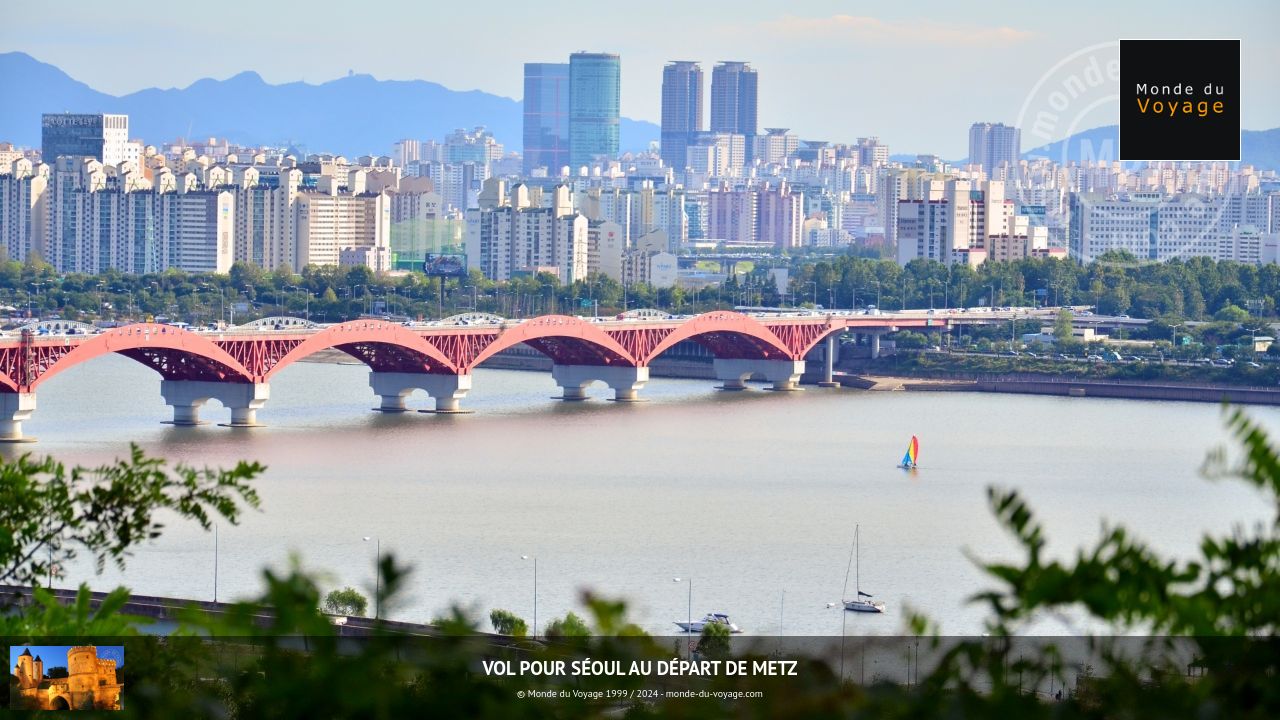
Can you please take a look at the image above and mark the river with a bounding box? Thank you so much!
[6,354,1274,637]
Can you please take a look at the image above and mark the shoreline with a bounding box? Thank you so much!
[299,349,1280,405]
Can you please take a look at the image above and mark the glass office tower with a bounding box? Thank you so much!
[568,52,621,169]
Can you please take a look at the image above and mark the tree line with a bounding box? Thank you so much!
[2,249,1279,326]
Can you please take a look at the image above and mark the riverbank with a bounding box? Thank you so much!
[299,347,1280,405]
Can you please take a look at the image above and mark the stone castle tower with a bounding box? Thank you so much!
[10,645,122,711]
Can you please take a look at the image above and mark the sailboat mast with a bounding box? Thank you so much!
[855,524,860,595]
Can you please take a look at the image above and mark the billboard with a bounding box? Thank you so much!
[423,253,467,278]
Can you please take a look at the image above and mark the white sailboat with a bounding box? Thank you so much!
[842,524,885,614]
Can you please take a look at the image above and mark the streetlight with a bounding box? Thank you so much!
[808,281,817,309]
[521,555,538,639]
[363,536,381,619]
[213,524,219,603]
[673,577,692,657]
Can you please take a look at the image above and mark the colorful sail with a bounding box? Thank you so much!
[901,435,919,467]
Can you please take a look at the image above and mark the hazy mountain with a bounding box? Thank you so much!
[1023,124,1280,171]
[0,52,659,156]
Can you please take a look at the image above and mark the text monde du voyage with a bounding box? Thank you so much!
[1134,82,1228,118]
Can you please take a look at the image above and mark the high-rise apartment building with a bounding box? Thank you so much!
[1068,191,1272,263]
[754,128,800,166]
[710,62,758,165]
[465,180,587,283]
[523,63,571,175]
[968,122,1021,175]
[41,113,130,166]
[568,52,621,169]
[660,61,703,172]
[0,159,49,263]
[896,179,1055,266]
[294,187,391,271]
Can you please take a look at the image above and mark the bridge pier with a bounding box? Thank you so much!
[818,335,839,387]
[369,372,473,413]
[714,358,805,391]
[551,364,649,401]
[160,380,270,427]
[870,332,882,359]
[0,392,37,442]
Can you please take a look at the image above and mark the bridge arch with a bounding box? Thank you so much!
[618,308,673,320]
[261,319,461,379]
[18,323,254,392]
[638,311,793,364]
[441,312,505,326]
[237,316,319,331]
[14,320,101,336]
[467,315,637,370]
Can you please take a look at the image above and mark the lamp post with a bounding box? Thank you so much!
[807,281,817,308]
[521,555,538,639]
[363,536,380,619]
[673,577,692,657]
[213,523,219,603]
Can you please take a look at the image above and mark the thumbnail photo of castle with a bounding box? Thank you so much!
[9,645,124,711]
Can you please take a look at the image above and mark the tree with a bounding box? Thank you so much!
[0,445,262,589]
[544,611,590,638]
[1213,303,1249,323]
[321,587,368,617]
[1053,308,1074,342]
[488,608,528,637]
[697,620,731,659]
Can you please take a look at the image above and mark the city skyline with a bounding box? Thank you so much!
[4,1,1278,158]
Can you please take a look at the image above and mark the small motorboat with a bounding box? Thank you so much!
[674,613,743,633]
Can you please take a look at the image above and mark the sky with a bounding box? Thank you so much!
[3,0,1278,157]
[9,645,125,672]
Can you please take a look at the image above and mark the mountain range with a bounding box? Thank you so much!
[2,52,1276,170]
[1022,125,1280,171]
[0,52,659,157]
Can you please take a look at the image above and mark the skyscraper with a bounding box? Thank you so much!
[568,52,621,169]
[710,62,758,163]
[523,63,570,175]
[968,123,1021,175]
[660,61,703,172]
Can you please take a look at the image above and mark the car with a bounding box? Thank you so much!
[1025,351,1038,358]
[1248,361,1262,368]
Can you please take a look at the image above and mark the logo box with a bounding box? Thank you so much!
[1119,39,1240,161]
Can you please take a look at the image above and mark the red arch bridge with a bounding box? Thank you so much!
[0,308,979,441]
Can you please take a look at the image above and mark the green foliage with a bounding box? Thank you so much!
[0,444,263,588]
[1053,308,1074,341]
[322,586,369,617]
[1214,303,1250,323]
[877,351,1280,387]
[0,584,143,636]
[488,608,528,637]
[697,621,731,659]
[544,611,590,638]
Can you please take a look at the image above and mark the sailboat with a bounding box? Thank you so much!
[842,524,886,614]
[899,435,919,469]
